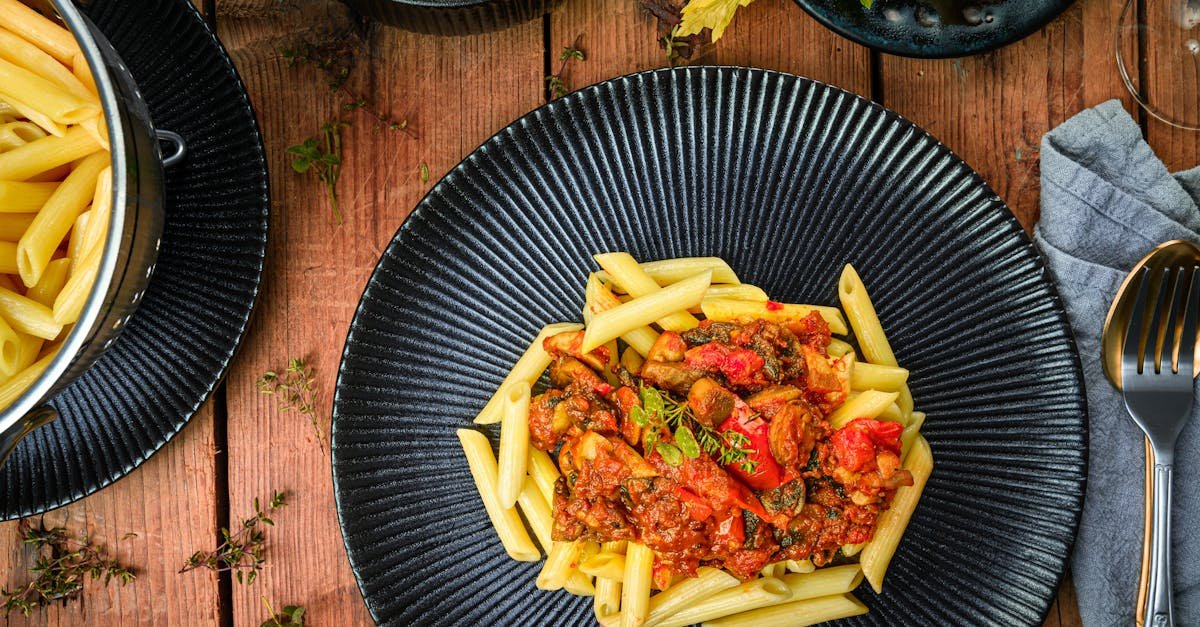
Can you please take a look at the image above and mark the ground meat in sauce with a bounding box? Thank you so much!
[539,317,913,582]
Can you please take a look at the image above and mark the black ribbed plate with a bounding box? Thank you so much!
[332,67,1086,626]
[0,0,268,518]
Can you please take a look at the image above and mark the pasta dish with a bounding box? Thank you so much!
[459,253,932,626]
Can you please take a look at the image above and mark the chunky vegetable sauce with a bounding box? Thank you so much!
[531,313,913,588]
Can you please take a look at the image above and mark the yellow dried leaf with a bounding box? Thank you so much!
[677,0,756,41]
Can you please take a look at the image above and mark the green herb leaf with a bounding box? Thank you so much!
[656,442,683,465]
[675,424,700,458]
[630,405,648,427]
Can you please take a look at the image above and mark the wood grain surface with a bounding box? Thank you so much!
[0,0,1194,623]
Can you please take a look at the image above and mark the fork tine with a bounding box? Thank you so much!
[1125,268,1152,375]
[1178,266,1199,377]
[1145,268,1173,374]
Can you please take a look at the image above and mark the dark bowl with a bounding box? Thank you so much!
[0,1,178,462]
[342,0,560,35]
[794,0,1074,58]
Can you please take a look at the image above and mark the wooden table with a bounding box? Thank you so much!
[1,0,1193,623]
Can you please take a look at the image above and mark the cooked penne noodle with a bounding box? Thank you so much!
[79,114,108,152]
[594,539,626,618]
[900,411,926,461]
[826,337,854,358]
[0,125,99,182]
[51,239,100,325]
[644,567,739,627]
[850,362,909,392]
[0,241,19,275]
[826,390,899,429]
[897,384,914,417]
[0,285,59,339]
[582,270,712,353]
[620,345,644,374]
[24,162,69,183]
[537,540,583,591]
[838,264,894,364]
[596,257,740,288]
[860,435,932,593]
[620,542,655,627]
[595,253,701,332]
[703,592,869,627]
[0,314,20,376]
[516,477,553,552]
[702,283,767,301]
[0,214,35,241]
[0,181,55,213]
[18,150,107,286]
[14,331,41,372]
[455,428,540,562]
[79,166,111,257]
[67,211,89,261]
[778,564,863,600]
[0,93,63,136]
[700,298,849,335]
[785,559,815,574]
[656,578,791,627]
[0,120,47,151]
[473,322,584,424]
[584,273,658,356]
[71,51,97,96]
[580,552,626,581]
[0,350,52,407]
[0,0,80,64]
[527,447,559,505]
[497,381,531,509]
[0,28,93,101]
[566,570,597,597]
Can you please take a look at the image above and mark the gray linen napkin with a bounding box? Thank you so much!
[1034,100,1200,626]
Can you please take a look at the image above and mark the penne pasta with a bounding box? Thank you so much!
[0,93,63,137]
[700,298,849,335]
[643,567,739,627]
[473,322,584,424]
[0,0,81,64]
[826,390,899,429]
[897,384,914,418]
[0,120,47,151]
[785,559,815,574]
[0,181,56,213]
[850,362,909,392]
[515,477,553,552]
[596,257,740,288]
[778,564,864,600]
[527,447,559,506]
[0,314,20,376]
[655,578,792,627]
[51,238,100,325]
[0,350,52,408]
[860,435,932,594]
[0,241,19,275]
[620,345,645,374]
[584,273,658,356]
[67,211,89,262]
[582,270,712,353]
[566,571,597,597]
[455,428,540,562]
[18,150,107,287]
[900,411,926,461]
[0,125,100,182]
[0,285,59,339]
[0,27,93,101]
[71,50,97,96]
[594,540,626,620]
[594,252,702,332]
[702,283,767,302]
[826,337,854,358]
[703,592,869,627]
[14,331,41,372]
[838,264,894,365]
[537,540,582,591]
[497,381,530,509]
[79,165,111,259]
[620,542,655,627]
[580,551,626,581]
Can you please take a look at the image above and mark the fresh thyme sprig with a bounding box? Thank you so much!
[257,358,324,447]
[1,521,135,617]
[546,35,586,99]
[287,122,346,224]
[630,386,757,473]
[181,491,287,585]
[261,597,306,627]
[281,38,413,136]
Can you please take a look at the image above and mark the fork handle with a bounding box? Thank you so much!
[1145,459,1174,627]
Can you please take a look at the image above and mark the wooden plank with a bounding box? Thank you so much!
[215,0,544,623]
[1043,574,1083,627]
[551,0,870,97]
[879,3,1134,228]
[0,404,221,626]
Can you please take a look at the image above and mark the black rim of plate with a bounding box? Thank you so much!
[332,66,1087,627]
[794,0,1075,58]
[0,0,269,519]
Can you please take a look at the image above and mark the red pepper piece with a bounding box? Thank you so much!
[718,401,785,491]
[676,487,714,521]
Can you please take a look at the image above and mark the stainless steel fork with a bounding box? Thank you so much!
[1122,266,1200,627]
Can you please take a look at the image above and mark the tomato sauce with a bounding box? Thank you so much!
[533,316,914,583]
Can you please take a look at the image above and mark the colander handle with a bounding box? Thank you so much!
[0,406,57,469]
[156,129,187,168]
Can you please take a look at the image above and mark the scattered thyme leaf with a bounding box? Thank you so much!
[656,441,683,465]
[258,358,323,446]
[418,162,430,183]
[282,37,414,137]
[261,596,306,627]
[287,123,346,224]
[181,491,287,585]
[675,424,700,458]
[860,0,873,7]
[1,521,135,617]
[637,386,756,470]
